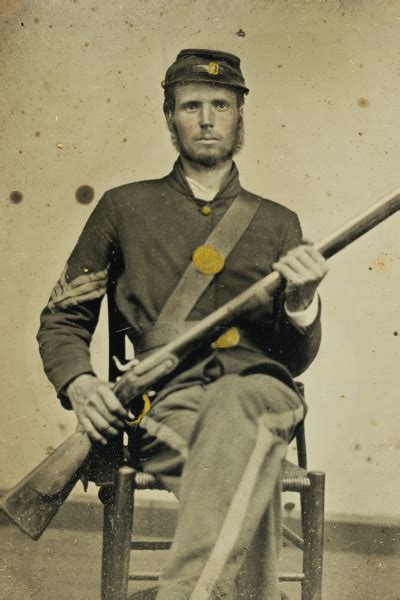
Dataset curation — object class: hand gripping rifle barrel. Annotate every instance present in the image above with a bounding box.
[1,188,399,540]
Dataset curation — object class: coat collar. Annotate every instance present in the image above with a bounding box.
[165,157,242,200]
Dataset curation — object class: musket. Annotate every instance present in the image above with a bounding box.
[1,188,399,541]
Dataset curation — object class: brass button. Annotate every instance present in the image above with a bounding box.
[192,245,224,275]
[201,205,211,216]
[211,327,240,349]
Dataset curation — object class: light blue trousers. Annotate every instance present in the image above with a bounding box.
[138,373,304,600]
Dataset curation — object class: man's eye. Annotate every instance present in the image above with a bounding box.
[184,103,198,112]
[215,102,228,110]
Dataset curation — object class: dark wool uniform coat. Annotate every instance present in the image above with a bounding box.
[37,159,321,408]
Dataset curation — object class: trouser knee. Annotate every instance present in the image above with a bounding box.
[191,374,303,444]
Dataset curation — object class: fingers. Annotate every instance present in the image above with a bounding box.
[68,375,127,446]
[273,244,328,283]
[80,403,121,445]
[89,410,120,437]
[99,386,129,419]
[86,384,127,432]
[79,416,108,446]
[93,390,127,429]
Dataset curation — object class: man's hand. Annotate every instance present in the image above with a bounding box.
[273,243,328,312]
[67,374,128,445]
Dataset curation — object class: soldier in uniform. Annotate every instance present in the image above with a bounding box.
[37,49,328,599]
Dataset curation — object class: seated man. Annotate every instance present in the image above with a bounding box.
[37,49,328,599]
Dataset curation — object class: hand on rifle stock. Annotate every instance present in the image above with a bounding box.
[67,374,128,445]
[273,242,328,312]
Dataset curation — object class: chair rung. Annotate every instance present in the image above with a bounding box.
[279,572,305,582]
[129,572,305,582]
[281,477,310,491]
[131,540,172,550]
[134,472,161,489]
[282,525,304,550]
[129,572,160,581]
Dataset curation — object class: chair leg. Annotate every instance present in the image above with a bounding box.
[101,466,136,600]
[302,471,325,600]
[101,493,115,600]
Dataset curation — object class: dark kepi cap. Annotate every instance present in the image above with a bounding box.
[162,49,249,94]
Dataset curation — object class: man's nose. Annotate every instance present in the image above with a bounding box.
[199,105,215,127]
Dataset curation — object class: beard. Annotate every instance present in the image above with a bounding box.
[168,115,244,168]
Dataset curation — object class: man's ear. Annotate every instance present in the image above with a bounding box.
[165,110,174,130]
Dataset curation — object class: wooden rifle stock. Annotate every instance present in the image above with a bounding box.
[1,188,399,540]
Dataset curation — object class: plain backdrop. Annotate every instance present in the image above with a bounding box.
[1,0,399,522]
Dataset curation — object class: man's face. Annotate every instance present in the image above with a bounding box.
[166,83,243,167]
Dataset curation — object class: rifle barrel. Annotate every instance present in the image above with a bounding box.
[1,187,399,540]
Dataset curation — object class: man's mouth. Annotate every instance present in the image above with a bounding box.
[196,137,220,142]
[197,135,220,140]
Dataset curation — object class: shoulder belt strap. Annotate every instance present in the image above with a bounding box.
[157,192,262,323]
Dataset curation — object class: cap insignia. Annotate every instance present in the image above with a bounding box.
[207,62,220,76]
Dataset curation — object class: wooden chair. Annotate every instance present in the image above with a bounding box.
[97,303,325,600]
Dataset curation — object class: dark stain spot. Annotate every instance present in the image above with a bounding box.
[35,131,41,137]
[358,97,370,108]
[123,137,128,142]
[236,28,246,37]
[75,185,95,204]
[284,502,295,512]
[278,64,283,68]
[281,124,286,128]
[49,24,53,28]
[368,267,372,271]
[19,150,22,154]
[354,443,361,450]
[58,423,67,432]
[91,6,96,11]
[34,17,39,23]
[9,191,23,204]
[107,98,111,103]
[359,64,363,68]
[366,456,372,463]
[84,42,89,47]
[326,191,332,197]
[394,331,398,336]
[118,70,122,74]
[45,446,56,456]
[21,22,24,26]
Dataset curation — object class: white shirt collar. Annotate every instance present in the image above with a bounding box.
[185,176,218,202]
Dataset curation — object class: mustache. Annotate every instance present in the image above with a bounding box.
[167,115,244,157]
